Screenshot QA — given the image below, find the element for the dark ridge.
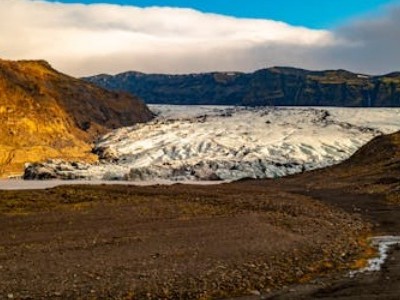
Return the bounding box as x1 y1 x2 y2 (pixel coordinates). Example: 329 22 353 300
84 66 400 106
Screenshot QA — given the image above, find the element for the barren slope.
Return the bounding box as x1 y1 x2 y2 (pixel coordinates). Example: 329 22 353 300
0 59 153 176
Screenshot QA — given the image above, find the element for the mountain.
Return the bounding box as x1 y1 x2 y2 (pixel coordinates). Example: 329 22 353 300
0 59 153 177
84 67 400 106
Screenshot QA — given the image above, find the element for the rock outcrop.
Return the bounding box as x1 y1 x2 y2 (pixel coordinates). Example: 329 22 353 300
84 67 400 106
0 59 153 177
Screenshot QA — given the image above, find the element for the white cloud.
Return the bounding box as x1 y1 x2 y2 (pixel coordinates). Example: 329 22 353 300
0 0 335 76
0 0 399 76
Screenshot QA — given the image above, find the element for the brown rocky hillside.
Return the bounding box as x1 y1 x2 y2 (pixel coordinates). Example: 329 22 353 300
0 59 153 177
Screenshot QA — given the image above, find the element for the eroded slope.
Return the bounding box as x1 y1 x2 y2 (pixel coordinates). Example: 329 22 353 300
0 59 153 176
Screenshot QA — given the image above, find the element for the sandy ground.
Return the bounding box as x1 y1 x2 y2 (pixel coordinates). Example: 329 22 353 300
0 179 224 190
0 183 368 299
228 185 400 300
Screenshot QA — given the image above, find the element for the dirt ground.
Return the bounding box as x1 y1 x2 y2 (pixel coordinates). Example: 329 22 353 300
0 183 370 299
0 132 399 299
230 131 400 299
229 184 400 300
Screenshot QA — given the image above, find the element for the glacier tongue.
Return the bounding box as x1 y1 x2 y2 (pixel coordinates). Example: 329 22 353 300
24 106 400 181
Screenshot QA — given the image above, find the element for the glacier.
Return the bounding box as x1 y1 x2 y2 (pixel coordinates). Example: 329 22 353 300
24 106 400 181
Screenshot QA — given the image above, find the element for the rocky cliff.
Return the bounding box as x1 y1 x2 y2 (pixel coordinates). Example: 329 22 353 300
0 59 153 177
84 67 400 106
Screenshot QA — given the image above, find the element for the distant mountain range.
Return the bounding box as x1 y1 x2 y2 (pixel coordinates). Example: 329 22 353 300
0 59 152 177
84 67 400 106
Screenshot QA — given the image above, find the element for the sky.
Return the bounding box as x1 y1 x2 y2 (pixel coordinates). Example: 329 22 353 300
1 0 400 76
47 0 397 28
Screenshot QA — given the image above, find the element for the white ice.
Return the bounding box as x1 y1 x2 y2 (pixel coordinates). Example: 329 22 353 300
24 106 400 181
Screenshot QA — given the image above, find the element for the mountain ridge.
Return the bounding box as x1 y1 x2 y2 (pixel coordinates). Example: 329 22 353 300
84 66 400 106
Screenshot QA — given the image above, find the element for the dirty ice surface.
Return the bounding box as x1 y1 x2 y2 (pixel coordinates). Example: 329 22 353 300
23 106 400 182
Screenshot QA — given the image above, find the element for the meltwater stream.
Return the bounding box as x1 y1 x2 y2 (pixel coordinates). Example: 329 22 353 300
350 236 400 277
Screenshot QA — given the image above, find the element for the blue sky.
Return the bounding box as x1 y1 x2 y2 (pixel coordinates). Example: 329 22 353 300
47 0 397 28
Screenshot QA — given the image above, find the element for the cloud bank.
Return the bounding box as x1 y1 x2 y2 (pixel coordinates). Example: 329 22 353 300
0 0 399 76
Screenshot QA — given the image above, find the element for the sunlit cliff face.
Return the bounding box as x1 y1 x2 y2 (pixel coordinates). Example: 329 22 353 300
0 58 152 177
